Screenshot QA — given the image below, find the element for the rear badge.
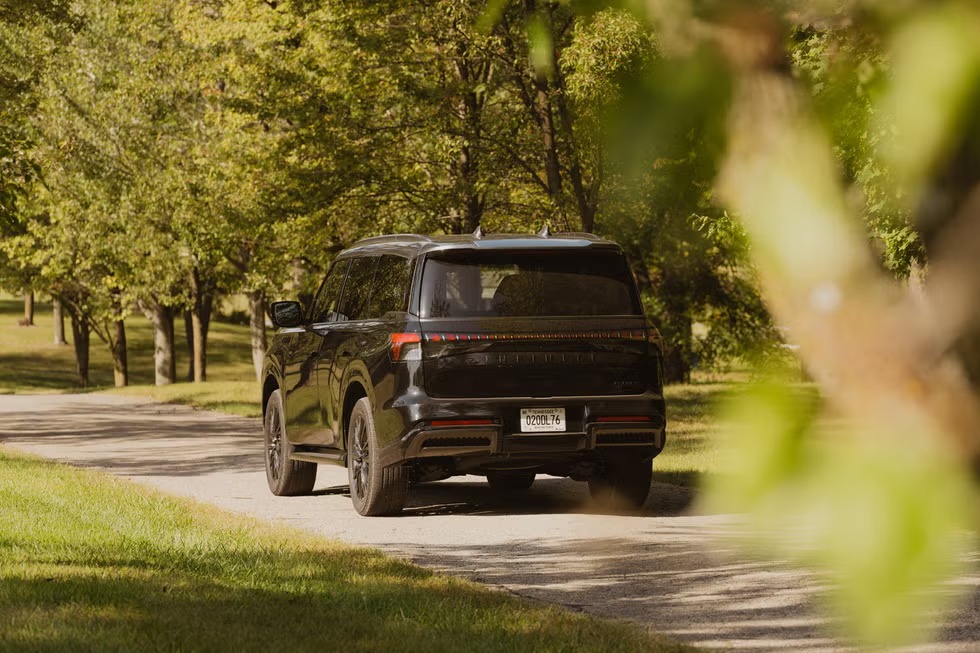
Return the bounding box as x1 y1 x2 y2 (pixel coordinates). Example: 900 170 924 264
520 407 566 432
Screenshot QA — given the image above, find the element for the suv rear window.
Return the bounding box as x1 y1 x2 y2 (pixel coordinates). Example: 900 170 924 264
419 250 641 318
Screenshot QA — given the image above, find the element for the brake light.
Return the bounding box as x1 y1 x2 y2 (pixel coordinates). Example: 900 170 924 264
431 419 495 427
421 330 648 342
390 333 421 361
596 416 652 423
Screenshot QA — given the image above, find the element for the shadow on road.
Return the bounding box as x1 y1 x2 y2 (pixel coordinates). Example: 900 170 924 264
391 533 980 651
0 399 260 477
402 477 696 517
0 395 699 518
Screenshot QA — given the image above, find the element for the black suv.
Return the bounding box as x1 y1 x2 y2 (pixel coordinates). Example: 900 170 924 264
261 230 666 516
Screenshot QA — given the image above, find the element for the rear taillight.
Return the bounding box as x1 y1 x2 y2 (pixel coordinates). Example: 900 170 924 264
421 330 647 342
390 333 421 361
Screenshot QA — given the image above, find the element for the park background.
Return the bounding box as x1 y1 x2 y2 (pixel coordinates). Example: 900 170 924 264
3 1 980 650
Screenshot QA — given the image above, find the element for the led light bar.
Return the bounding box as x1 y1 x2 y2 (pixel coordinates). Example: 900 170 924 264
422 330 648 342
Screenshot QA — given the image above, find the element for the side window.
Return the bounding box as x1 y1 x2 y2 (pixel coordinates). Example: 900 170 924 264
336 257 378 321
309 260 350 323
366 255 412 318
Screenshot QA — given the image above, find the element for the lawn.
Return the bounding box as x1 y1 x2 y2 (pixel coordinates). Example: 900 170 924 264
656 382 730 486
0 296 262 416
0 448 690 652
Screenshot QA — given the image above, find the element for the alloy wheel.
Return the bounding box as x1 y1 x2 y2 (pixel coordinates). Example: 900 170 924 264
266 405 282 481
350 414 370 499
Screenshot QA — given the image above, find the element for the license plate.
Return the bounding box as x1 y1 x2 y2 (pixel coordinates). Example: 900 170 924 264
520 408 566 432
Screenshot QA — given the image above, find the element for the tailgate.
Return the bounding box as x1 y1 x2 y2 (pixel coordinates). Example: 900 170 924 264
420 317 657 398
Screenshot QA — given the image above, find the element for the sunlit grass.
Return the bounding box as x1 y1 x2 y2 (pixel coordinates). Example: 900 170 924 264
106 381 262 418
654 382 730 486
0 448 691 653
655 371 818 486
0 296 258 392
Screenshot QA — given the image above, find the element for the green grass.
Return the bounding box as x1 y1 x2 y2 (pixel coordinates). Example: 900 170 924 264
654 382 732 486
0 296 260 415
0 448 691 653
0 296 257 388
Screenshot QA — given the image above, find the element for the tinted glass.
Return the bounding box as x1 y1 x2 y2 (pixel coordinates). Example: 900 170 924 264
309 260 350 323
419 250 640 318
336 257 378 321
366 255 412 318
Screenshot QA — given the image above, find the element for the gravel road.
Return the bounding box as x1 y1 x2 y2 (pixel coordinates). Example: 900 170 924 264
1 393 976 652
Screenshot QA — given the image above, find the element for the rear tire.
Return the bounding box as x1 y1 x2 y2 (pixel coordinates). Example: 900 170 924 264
588 458 651 510
486 472 535 492
264 389 317 496
347 397 408 516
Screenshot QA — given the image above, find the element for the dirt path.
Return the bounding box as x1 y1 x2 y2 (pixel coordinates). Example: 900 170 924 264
1 393 976 651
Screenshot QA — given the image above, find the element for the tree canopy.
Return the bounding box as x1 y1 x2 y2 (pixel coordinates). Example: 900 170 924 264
0 0 789 383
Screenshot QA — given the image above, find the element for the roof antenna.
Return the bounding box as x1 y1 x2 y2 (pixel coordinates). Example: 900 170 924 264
472 225 484 239
537 224 550 237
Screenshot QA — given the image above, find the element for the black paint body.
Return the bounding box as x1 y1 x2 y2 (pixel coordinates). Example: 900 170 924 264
262 233 667 481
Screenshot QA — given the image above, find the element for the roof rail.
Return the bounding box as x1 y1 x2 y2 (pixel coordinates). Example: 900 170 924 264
351 233 433 247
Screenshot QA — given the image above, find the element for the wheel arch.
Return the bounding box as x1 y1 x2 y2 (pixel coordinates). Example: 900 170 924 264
341 381 369 449
262 375 280 417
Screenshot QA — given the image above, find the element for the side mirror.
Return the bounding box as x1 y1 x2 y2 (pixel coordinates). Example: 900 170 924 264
270 301 305 329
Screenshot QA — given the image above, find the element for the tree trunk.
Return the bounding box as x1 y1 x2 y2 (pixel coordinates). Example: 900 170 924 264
198 291 213 382
555 108 596 233
166 307 176 381
536 84 563 209
111 319 128 387
184 309 195 381
453 44 488 234
187 267 215 383
662 313 693 384
522 1 564 216
551 56 597 233
69 313 90 388
141 300 175 385
185 266 214 382
22 291 34 326
662 345 692 385
247 289 267 382
191 309 207 382
53 297 66 345
458 143 484 233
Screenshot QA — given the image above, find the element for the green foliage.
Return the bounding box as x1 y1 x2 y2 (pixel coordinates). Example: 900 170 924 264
789 21 927 276
3 0 780 375
708 383 973 646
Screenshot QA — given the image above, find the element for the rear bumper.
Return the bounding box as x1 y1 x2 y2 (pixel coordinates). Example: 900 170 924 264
373 386 667 469
400 422 664 457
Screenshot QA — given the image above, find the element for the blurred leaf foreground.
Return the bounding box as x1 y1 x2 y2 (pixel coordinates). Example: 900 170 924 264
568 0 980 647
